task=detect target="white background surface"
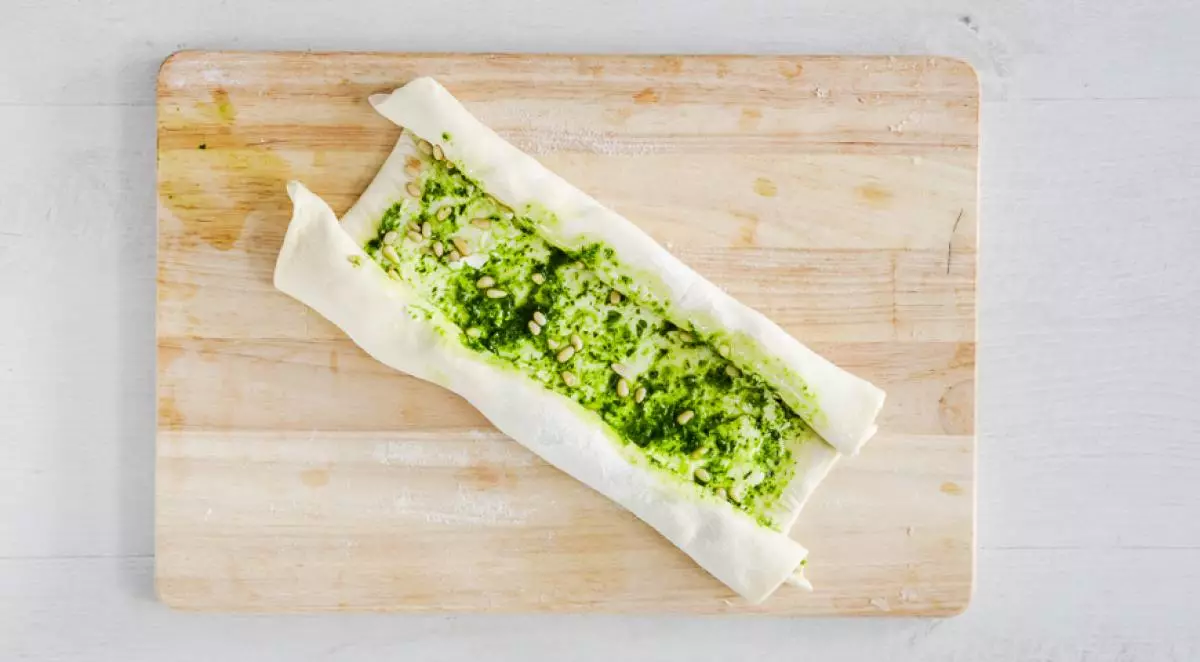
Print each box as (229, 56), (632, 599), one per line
(3, 0), (1199, 659)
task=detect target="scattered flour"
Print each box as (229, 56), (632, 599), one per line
(371, 430), (538, 468)
(390, 486), (531, 527)
(504, 106), (665, 157)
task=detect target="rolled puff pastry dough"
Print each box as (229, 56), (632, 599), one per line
(274, 77), (886, 602)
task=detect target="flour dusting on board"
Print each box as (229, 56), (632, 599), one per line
(503, 107), (664, 156)
(391, 485), (532, 527)
(372, 439), (472, 467)
(371, 431), (538, 526)
(201, 63), (234, 85)
(162, 57), (245, 89)
(370, 430), (541, 468)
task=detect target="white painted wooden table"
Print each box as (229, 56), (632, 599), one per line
(2, 0), (1198, 659)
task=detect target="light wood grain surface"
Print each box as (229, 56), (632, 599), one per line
(155, 52), (977, 614)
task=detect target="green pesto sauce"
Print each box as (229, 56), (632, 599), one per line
(365, 137), (816, 528)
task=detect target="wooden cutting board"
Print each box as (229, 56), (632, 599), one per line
(156, 51), (977, 615)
